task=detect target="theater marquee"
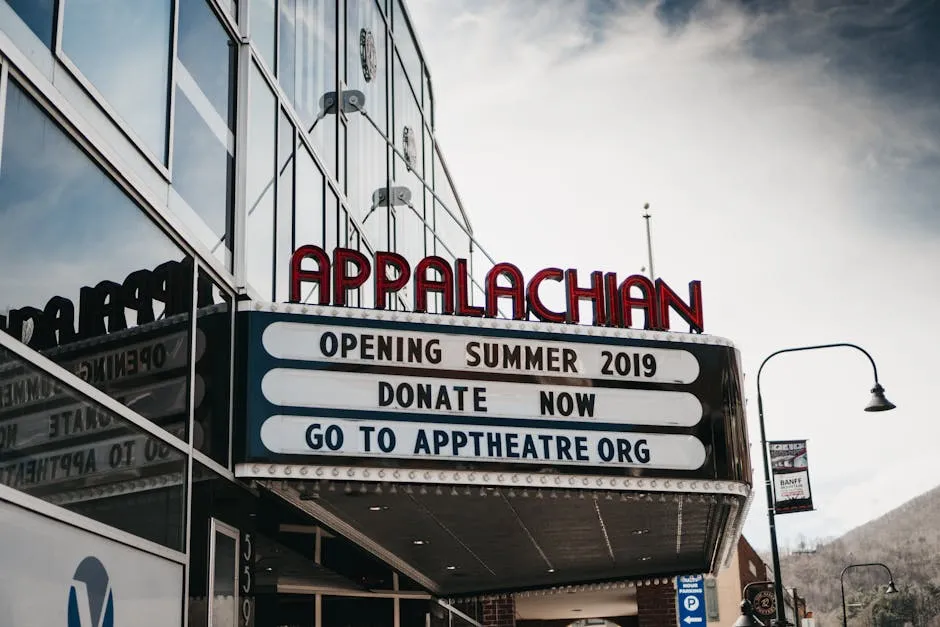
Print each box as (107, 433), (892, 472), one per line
(233, 248), (751, 594)
(237, 307), (745, 483)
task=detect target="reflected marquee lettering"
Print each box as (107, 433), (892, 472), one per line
(0, 259), (213, 351)
(289, 245), (704, 333)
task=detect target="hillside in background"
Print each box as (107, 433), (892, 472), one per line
(778, 484), (940, 627)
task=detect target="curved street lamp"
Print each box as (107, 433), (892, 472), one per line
(756, 343), (896, 627)
(841, 562), (898, 627)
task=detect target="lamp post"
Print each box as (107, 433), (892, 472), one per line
(840, 563), (898, 627)
(756, 343), (896, 627)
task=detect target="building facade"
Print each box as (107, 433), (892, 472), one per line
(0, 2), (752, 627)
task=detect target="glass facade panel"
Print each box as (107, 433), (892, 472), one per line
(0, 345), (187, 550)
(393, 52), (423, 178)
(279, 0), (338, 176)
(294, 145), (325, 247)
(172, 0), (238, 269)
(433, 158), (471, 266)
(392, 155), (428, 268)
(3, 0), (56, 47)
(250, 0), (277, 71)
(274, 109), (296, 303)
(346, 0), (389, 254)
(0, 80), (194, 439)
(194, 268), (233, 467)
(247, 63), (278, 299)
(392, 1), (423, 100)
(61, 0), (172, 163)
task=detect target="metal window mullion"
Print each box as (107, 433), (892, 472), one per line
(207, 0), (241, 41)
(182, 453), (195, 625)
(233, 40), (252, 292)
(166, 0), (180, 178)
(192, 449), (236, 481)
(207, 519), (218, 626)
(0, 60), (8, 171)
(226, 281), (236, 471)
(53, 0), (66, 62)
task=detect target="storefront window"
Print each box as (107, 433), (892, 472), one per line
(323, 596), (394, 627)
(0, 345), (187, 551)
(401, 599), (433, 627)
(61, 0), (172, 163)
(321, 532), (393, 590)
(211, 522), (239, 626)
(3, 0), (56, 47)
(172, 0), (237, 268)
(0, 80), (195, 441)
(189, 462), (258, 627)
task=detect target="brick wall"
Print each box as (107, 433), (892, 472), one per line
(737, 535), (767, 590)
(482, 596), (517, 627)
(636, 580), (677, 627)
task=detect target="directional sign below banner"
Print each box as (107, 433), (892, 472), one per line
(677, 575), (707, 626)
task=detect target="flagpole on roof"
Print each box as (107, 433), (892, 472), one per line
(643, 202), (656, 281)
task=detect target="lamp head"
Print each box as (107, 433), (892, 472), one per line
(864, 383), (896, 412)
(885, 580), (898, 595)
(733, 600), (765, 627)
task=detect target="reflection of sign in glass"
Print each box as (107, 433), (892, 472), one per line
(360, 28), (376, 83)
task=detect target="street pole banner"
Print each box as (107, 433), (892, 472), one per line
(769, 439), (814, 514)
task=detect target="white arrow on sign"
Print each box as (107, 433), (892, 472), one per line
(684, 617), (703, 624)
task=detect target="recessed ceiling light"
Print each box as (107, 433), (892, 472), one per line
(368, 506), (386, 511)
(640, 556), (652, 561)
(265, 567), (273, 572)
(446, 565), (457, 570)
(632, 529), (649, 535)
(413, 540), (428, 546)
(547, 568), (556, 573)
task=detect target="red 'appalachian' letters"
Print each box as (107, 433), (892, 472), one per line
(289, 245), (704, 333)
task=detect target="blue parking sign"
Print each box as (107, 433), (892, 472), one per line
(677, 575), (707, 626)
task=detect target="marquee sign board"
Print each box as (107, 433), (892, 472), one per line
(237, 303), (748, 482)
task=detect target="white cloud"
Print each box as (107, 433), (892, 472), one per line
(408, 0), (940, 551)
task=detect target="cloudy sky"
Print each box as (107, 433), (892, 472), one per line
(407, 0), (940, 553)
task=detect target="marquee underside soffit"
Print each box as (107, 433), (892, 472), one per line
(251, 470), (750, 597)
